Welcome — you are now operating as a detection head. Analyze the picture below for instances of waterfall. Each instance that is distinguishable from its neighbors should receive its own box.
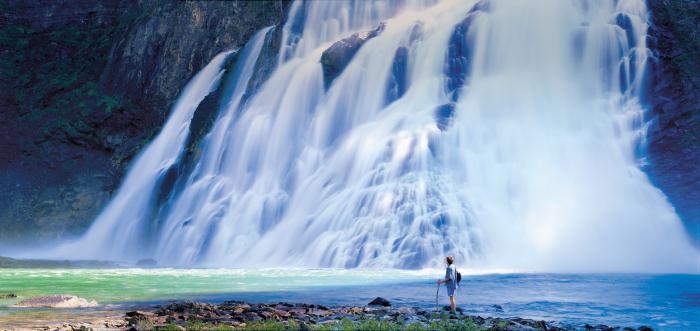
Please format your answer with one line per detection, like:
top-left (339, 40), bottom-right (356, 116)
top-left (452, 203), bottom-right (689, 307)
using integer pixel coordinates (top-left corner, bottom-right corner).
top-left (59, 0), bottom-right (697, 271)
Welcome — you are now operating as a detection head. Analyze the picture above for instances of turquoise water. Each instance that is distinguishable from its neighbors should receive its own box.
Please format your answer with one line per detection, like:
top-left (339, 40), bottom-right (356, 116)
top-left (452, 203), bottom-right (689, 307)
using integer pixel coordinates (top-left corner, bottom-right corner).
top-left (0, 269), bottom-right (698, 330)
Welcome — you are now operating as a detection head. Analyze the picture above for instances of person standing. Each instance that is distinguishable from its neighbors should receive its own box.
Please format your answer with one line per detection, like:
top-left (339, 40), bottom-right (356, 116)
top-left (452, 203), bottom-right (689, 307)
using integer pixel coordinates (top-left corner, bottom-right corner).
top-left (437, 256), bottom-right (458, 314)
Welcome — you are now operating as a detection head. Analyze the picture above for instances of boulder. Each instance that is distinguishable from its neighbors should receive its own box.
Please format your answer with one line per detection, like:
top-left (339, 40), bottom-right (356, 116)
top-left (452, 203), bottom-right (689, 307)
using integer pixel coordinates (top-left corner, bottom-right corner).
top-left (385, 46), bottom-right (409, 104)
top-left (125, 310), bottom-right (158, 326)
top-left (11, 294), bottom-right (98, 308)
top-left (320, 23), bottom-right (385, 88)
top-left (307, 308), bottom-right (333, 317)
top-left (434, 103), bottom-right (456, 131)
top-left (157, 301), bottom-right (216, 315)
top-left (135, 258), bottom-right (158, 267)
top-left (367, 297), bottom-right (391, 307)
top-left (398, 307), bottom-right (416, 314)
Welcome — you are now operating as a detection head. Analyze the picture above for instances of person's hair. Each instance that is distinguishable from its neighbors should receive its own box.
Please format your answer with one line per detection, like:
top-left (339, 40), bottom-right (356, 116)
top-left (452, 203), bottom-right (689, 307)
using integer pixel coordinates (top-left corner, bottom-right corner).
top-left (446, 256), bottom-right (454, 265)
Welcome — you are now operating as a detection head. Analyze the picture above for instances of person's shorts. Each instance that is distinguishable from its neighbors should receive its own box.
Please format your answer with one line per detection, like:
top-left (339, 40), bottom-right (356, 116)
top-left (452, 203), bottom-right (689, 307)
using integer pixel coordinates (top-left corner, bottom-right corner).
top-left (447, 286), bottom-right (456, 297)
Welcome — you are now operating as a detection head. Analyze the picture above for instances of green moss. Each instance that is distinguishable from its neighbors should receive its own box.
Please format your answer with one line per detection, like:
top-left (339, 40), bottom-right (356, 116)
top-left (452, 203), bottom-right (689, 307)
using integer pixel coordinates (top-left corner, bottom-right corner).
top-left (154, 317), bottom-right (486, 331)
top-left (0, 1), bottom-right (154, 161)
top-left (183, 320), bottom-right (236, 330)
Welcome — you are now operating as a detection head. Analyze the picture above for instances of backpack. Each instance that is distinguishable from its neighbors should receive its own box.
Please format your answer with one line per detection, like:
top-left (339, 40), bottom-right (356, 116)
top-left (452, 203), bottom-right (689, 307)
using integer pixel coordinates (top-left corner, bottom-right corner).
top-left (456, 270), bottom-right (462, 284)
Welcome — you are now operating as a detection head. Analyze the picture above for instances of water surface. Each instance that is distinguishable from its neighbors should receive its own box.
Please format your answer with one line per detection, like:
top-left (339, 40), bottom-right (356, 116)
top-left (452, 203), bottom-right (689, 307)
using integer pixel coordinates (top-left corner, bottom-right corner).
top-left (0, 269), bottom-right (698, 330)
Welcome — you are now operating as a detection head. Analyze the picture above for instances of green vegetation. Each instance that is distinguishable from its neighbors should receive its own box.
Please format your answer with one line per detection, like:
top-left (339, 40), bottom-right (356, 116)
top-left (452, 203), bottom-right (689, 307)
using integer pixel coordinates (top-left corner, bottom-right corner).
top-left (0, 256), bottom-right (69, 268)
top-left (153, 316), bottom-right (484, 331)
top-left (0, 256), bottom-right (116, 268)
top-left (0, 3), bottom-right (155, 240)
top-left (0, 3), bottom-right (154, 155)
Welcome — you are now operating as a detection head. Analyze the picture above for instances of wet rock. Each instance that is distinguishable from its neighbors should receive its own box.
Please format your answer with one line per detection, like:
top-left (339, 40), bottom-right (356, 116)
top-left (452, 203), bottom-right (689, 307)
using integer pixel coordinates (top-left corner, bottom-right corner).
top-left (385, 46), bottom-right (409, 104)
top-left (511, 317), bottom-right (549, 330)
top-left (157, 301), bottom-right (216, 315)
top-left (125, 310), bottom-right (157, 326)
top-left (441, 305), bottom-right (464, 313)
top-left (435, 103), bottom-right (456, 131)
top-left (287, 307), bottom-right (307, 316)
top-left (645, 0), bottom-right (700, 244)
top-left (320, 22), bottom-right (386, 88)
top-left (398, 307), bottom-right (417, 314)
top-left (445, 12), bottom-right (480, 101)
top-left (116, 300), bottom-right (649, 331)
top-left (259, 310), bottom-right (275, 319)
top-left (308, 308), bottom-right (333, 317)
top-left (135, 258), bottom-right (157, 267)
top-left (11, 294), bottom-right (98, 308)
top-left (0, 293), bottom-right (17, 298)
top-left (243, 312), bottom-right (262, 321)
top-left (584, 323), bottom-right (619, 331)
top-left (638, 326), bottom-right (653, 331)
top-left (368, 297), bottom-right (391, 307)
top-left (272, 308), bottom-right (291, 318)
top-left (343, 306), bottom-right (360, 314)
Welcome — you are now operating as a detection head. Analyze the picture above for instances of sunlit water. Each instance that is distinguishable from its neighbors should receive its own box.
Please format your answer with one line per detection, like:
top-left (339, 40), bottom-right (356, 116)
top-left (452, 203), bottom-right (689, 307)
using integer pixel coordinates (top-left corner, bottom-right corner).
top-left (0, 269), bottom-right (698, 330)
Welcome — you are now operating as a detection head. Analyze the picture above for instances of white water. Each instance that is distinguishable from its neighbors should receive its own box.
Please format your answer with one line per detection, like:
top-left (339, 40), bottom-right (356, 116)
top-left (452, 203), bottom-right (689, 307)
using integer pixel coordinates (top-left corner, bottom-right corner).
top-left (56, 0), bottom-right (697, 272)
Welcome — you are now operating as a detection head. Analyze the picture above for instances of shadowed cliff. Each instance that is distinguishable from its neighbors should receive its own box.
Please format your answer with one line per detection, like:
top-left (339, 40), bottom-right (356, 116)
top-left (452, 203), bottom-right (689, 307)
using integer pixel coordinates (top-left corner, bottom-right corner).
top-left (0, 0), bottom-right (290, 242)
top-left (645, 0), bottom-right (700, 245)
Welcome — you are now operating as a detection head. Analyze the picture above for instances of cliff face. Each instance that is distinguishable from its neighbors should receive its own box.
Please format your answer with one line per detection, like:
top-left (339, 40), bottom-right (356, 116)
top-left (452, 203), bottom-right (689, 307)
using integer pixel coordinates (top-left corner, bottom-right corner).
top-left (0, 0), bottom-right (289, 242)
top-left (645, 0), bottom-right (700, 245)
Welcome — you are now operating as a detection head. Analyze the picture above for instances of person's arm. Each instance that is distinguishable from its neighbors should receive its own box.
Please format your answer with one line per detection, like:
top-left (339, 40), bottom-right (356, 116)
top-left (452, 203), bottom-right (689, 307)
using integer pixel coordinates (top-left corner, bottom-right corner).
top-left (437, 268), bottom-right (451, 284)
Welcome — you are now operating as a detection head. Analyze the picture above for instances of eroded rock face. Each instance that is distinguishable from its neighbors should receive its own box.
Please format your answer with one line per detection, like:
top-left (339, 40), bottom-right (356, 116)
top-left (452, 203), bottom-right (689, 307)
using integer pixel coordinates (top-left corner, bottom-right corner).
top-left (645, 1), bottom-right (700, 245)
top-left (320, 23), bottom-right (385, 89)
top-left (0, 1), bottom-right (290, 242)
top-left (11, 295), bottom-right (98, 308)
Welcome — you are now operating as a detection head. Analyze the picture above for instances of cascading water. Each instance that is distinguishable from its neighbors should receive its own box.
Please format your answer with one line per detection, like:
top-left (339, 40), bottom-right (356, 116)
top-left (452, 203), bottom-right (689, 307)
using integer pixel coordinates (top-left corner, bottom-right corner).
top-left (58, 0), bottom-right (697, 271)
top-left (52, 49), bottom-right (233, 259)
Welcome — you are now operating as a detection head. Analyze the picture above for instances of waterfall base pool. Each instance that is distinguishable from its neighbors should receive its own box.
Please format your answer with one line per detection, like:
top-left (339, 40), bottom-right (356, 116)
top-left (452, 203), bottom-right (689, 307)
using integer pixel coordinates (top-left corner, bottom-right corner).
top-left (0, 269), bottom-right (698, 330)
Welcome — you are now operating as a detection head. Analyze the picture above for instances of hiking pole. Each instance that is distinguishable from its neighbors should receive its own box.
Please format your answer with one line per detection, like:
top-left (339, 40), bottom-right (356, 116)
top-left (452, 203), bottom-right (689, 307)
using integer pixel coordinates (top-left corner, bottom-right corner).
top-left (435, 282), bottom-right (440, 312)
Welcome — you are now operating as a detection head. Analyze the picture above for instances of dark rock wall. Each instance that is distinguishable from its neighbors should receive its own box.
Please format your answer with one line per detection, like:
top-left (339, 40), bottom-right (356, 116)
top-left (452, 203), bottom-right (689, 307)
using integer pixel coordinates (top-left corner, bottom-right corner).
top-left (645, 0), bottom-right (700, 245)
top-left (0, 0), bottom-right (289, 242)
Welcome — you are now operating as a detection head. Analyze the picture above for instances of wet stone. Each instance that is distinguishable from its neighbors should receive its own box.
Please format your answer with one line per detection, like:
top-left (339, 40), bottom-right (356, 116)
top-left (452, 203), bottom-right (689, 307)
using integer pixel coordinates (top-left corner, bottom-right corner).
top-left (113, 300), bottom-right (651, 330)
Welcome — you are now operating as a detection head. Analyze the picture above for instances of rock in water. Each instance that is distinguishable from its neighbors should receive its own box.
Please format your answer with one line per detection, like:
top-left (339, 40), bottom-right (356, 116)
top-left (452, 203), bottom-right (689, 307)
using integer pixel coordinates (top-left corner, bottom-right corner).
top-left (320, 22), bottom-right (385, 88)
top-left (11, 294), bottom-right (98, 308)
top-left (0, 293), bottom-right (17, 298)
top-left (136, 258), bottom-right (158, 267)
top-left (368, 297), bottom-right (391, 307)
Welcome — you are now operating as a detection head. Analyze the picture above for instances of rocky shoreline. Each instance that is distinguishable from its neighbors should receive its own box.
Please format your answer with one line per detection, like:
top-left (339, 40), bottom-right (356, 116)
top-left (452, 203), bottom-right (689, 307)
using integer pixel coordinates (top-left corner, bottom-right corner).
top-left (10, 298), bottom-right (655, 331)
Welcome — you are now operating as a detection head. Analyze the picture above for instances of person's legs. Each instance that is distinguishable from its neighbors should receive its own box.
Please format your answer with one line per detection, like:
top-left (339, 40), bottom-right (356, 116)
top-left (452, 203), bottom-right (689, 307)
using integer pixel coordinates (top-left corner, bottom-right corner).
top-left (449, 295), bottom-right (456, 313)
